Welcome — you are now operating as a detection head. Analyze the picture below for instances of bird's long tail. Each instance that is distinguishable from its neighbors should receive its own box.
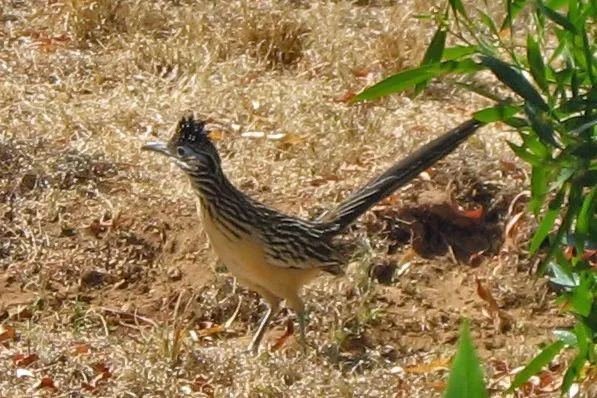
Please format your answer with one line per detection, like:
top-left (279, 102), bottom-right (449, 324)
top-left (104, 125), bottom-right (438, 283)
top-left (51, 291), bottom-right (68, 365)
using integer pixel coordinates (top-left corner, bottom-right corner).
top-left (318, 118), bottom-right (484, 234)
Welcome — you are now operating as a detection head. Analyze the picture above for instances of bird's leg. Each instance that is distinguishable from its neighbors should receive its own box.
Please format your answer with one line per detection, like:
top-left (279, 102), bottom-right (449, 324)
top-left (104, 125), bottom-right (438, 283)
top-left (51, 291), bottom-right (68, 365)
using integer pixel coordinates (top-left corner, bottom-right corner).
top-left (297, 309), bottom-right (308, 352)
top-left (247, 298), bottom-right (280, 355)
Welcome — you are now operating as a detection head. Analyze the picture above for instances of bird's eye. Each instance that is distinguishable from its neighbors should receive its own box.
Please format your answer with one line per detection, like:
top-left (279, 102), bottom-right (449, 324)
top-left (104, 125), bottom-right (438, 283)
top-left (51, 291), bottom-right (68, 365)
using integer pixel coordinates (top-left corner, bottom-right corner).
top-left (176, 147), bottom-right (187, 157)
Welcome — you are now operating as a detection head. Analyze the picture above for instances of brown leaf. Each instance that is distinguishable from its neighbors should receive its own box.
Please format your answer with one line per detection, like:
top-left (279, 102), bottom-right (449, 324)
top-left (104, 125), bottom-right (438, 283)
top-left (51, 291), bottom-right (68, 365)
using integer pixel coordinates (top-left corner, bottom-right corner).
top-left (35, 376), bottom-right (57, 391)
top-left (92, 362), bottom-right (111, 380)
top-left (197, 324), bottom-right (226, 337)
top-left (71, 344), bottom-right (91, 356)
top-left (475, 278), bottom-right (500, 314)
top-left (334, 91), bottom-right (357, 103)
top-left (192, 375), bottom-right (214, 396)
top-left (404, 358), bottom-right (451, 374)
top-left (13, 353), bottom-right (39, 367)
top-left (0, 325), bottom-right (16, 343)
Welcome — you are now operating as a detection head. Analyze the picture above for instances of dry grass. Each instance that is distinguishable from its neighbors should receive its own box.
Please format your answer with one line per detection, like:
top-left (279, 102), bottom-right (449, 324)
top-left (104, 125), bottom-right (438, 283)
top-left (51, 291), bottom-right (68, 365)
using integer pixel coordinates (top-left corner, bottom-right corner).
top-left (0, 0), bottom-right (582, 397)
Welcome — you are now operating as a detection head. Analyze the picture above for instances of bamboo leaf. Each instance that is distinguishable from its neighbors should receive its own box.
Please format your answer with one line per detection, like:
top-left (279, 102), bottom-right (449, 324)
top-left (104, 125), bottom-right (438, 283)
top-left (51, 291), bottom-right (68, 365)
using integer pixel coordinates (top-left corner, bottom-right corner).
top-left (529, 188), bottom-right (565, 254)
top-left (575, 185), bottom-right (597, 254)
top-left (480, 56), bottom-right (550, 112)
top-left (473, 104), bottom-right (520, 122)
top-left (443, 45), bottom-right (478, 61)
top-left (527, 35), bottom-right (549, 92)
top-left (536, 2), bottom-right (578, 33)
top-left (415, 28), bottom-right (447, 95)
top-left (507, 340), bottom-right (565, 392)
top-left (444, 320), bottom-right (488, 398)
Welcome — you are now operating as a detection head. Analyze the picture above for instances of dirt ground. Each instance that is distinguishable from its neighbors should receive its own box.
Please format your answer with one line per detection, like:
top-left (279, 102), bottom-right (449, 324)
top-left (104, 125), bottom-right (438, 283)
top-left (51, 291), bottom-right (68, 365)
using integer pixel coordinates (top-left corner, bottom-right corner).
top-left (0, 1), bottom-right (581, 397)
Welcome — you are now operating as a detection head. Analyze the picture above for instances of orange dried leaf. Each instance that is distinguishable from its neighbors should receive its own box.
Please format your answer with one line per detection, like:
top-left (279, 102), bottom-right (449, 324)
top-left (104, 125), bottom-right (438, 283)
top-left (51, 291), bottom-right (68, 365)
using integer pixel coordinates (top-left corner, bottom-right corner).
top-left (405, 358), bottom-right (451, 374)
top-left (475, 278), bottom-right (500, 313)
top-left (14, 353), bottom-right (39, 367)
top-left (334, 91), bottom-right (357, 103)
top-left (36, 376), bottom-right (57, 391)
top-left (197, 325), bottom-right (226, 337)
top-left (92, 362), bottom-right (111, 380)
top-left (0, 326), bottom-right (16, 343)
top-left (71, 344), bottom-right (91, 356)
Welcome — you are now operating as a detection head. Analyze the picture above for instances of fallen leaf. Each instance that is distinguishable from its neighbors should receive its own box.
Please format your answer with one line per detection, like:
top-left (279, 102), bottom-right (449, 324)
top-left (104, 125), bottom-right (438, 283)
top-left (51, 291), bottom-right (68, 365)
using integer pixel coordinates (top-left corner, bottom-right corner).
top-left (334, 91), bottom-right (357, 103)
top-left (404, 358), bottom-right (451, 374)
top-left (476, 278), bottom-right (500, 314)
top-left (13, 353), bottom-right (39, 367)
top-left (0, 325), bottom-right (16, 343)
top-left (35, 376), bottom-right (57, 391)
top-left (92, 362), bottom-right (111, 380)
top-left (71, 344), bottom-right (91, 356)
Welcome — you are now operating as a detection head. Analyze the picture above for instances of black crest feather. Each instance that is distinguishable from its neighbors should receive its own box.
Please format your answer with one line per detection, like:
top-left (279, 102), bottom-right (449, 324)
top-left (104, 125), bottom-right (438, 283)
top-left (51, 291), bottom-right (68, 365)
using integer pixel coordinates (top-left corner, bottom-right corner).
top-left (174, 115), bottom-right (209, 145)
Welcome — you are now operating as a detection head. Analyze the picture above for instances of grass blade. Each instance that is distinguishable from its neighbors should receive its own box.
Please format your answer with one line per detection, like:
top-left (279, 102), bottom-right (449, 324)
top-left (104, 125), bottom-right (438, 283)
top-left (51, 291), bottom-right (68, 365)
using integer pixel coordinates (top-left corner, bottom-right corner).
top-left (444, 320), bottom-right (488, 398)
top-left (507, 340), bottom-right (565, 392)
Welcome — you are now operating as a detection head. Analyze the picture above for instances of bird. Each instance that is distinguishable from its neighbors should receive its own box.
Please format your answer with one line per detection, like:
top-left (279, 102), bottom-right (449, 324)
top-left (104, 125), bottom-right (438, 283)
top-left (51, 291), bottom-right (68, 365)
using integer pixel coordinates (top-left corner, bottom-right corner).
top-left (142, 115), bottom-right (484, 353)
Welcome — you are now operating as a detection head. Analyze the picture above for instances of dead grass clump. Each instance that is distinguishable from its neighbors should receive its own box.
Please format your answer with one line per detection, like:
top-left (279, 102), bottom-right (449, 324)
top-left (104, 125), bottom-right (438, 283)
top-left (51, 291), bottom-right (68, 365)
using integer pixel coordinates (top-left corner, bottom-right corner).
top-left (57, 0), bottom-right (167, 48)
top-left (235, 8), bottom-right (308, 68)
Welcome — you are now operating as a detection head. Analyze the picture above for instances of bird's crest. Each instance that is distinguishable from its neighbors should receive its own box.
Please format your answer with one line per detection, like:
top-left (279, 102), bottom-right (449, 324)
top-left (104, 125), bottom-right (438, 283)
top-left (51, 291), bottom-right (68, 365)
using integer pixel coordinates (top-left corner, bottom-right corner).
top-left (172, 115), bottom-right (210, 146)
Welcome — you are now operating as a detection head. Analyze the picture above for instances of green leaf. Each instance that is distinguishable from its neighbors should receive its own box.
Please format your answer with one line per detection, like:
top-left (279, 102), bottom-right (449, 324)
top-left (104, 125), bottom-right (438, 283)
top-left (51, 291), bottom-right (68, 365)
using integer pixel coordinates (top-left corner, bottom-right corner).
top-left (576, 185), bottom-right (597, 254)
top-left (443, 45), bottom-right (478, 61)
top-left (352, 60), bottom-right (482, 102)
top-left (480, 56), bottom-right (550, 112)
top-left (526, 35), bottom-right (549, 92)
top-left (567, 272), bottom-right (593, 316)
top-left (530, 165), bottom-right (550, 214)
top-left (502, 0), bottom-right (529, 30)
top-left (448, 0), bottom-right (467, 17)
top-left (507, 340), bottom-right (565, 393)
top-left (473, 104), bottom-right (520, 122)
top-left (549, 261), bottom-right (579, 288)
top-left (477, 10), bottom-right (499, 36)
top-left (508, 141), bottom-right (542, 166)
top-left (561, 324), bottom-right (591, 393)
top-left (553, 329), bottom-right (578, 347)
top-left (562, 350), bottom-right (588, 393)
top-left (529, 188), bottom-right (565, 254)
top-left (444, 320), bottom-right (488, 398)
top-left (536, 2), bottom-right (578, 33)
top-left (415, 28), bottom-right (447, 95)
top-left (524, 102), bottom-right (560, 148)
top-left (352, 65), bottom-right (438, 102)
top-left (538, 183), bottom-right (583, 274)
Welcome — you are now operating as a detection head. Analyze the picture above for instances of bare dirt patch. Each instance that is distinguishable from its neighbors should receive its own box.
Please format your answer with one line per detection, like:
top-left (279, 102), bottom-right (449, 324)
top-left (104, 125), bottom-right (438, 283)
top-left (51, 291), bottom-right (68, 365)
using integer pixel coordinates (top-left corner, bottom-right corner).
top-left (0, 1), bottom-right (578, 397)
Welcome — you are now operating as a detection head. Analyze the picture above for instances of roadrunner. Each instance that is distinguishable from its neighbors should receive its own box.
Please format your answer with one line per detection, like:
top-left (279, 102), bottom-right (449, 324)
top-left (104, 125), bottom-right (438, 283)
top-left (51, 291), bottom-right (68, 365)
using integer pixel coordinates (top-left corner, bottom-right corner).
top-left (143, 116), bottom-right (484, 353)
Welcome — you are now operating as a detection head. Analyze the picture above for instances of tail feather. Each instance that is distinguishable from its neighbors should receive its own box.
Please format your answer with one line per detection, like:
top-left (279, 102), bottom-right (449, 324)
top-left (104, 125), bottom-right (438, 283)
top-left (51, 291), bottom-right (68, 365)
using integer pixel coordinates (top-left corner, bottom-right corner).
top-left (318, 118), bottom-right (484, 234)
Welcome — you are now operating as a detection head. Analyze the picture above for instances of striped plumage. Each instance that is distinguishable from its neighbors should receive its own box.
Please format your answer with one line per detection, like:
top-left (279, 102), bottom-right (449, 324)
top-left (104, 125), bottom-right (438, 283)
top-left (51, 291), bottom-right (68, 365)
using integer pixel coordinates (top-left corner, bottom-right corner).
top-left (143, 116), bottom-right (484, 353)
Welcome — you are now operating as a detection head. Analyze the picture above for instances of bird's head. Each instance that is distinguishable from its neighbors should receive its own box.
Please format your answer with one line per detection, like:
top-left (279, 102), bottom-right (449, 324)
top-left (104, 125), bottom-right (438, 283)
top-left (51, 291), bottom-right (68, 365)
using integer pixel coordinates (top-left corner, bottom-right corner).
top-left (142, 115), bottom-right (221, 173)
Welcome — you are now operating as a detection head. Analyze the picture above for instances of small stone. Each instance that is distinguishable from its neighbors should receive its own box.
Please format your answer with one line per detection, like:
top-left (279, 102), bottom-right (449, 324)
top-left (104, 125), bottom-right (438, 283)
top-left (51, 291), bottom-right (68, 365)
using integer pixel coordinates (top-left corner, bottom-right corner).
top-left (167, 266), bottom-right (182, 281)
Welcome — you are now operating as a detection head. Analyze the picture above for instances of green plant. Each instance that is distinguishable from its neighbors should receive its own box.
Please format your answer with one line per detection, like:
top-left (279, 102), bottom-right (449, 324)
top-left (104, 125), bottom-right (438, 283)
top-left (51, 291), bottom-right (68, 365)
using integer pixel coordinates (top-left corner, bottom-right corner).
top-left (353, 0), bottom-right (596, 394)
top-left (445, 320), bottom-right (488, 398)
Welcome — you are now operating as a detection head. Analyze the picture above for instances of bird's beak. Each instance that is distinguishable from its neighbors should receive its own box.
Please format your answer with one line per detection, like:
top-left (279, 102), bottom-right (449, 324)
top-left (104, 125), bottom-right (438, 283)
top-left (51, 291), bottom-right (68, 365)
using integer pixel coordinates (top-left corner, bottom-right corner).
top-left (141, 141), bottom-right (172, 157)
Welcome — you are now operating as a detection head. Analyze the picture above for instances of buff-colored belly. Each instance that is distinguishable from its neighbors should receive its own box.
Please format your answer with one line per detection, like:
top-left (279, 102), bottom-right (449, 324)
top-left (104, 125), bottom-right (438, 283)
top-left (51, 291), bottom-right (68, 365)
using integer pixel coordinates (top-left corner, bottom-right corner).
top-left (198, 203), bottom-right (319, 308)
